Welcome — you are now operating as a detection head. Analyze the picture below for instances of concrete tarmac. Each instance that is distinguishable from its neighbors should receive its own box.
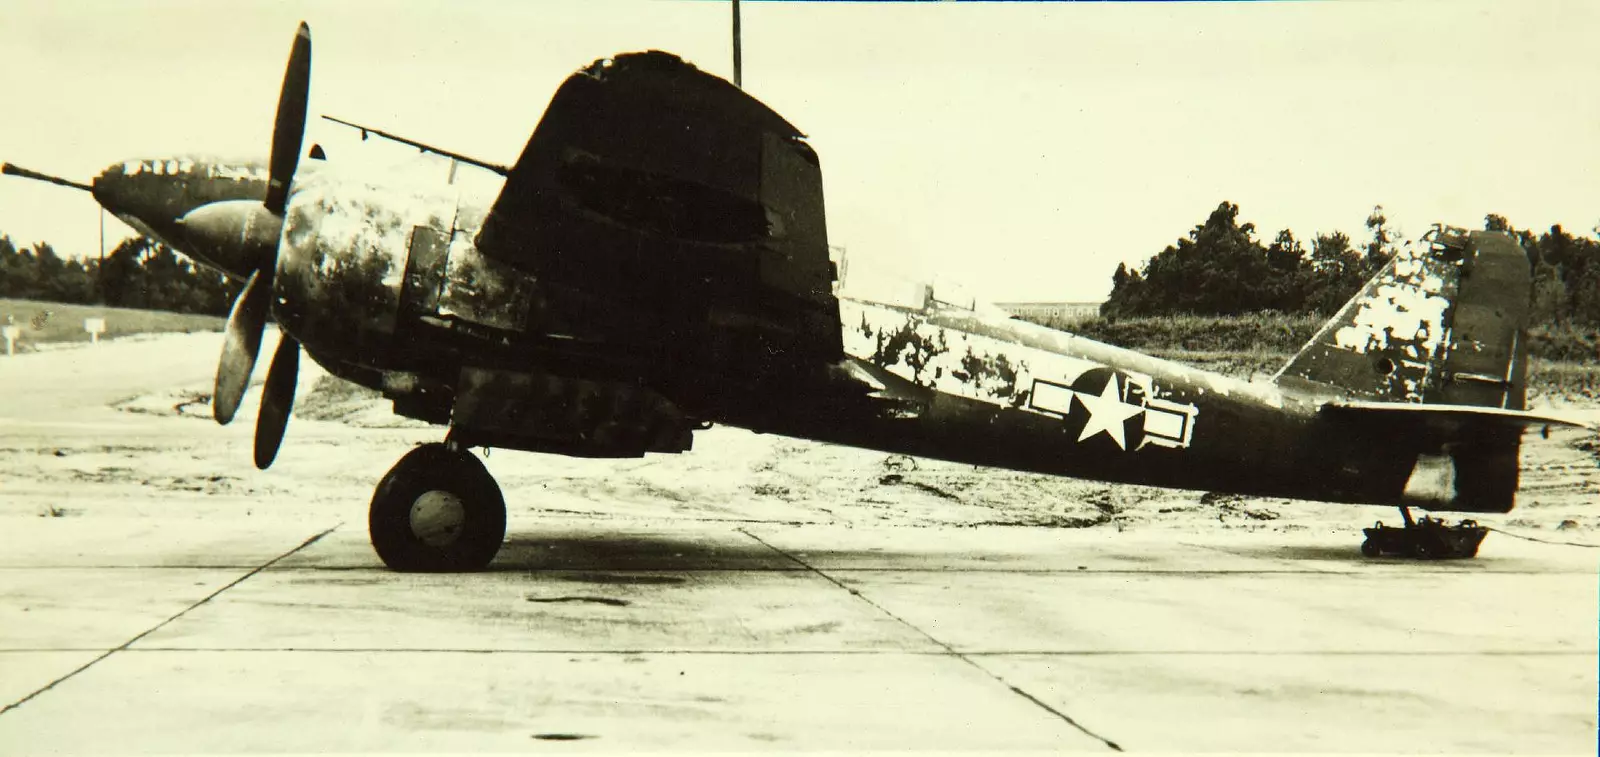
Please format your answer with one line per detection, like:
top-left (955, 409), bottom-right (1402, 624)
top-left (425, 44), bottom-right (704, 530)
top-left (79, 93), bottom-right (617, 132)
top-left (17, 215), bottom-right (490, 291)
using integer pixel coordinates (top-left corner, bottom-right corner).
top-left (2, 518), bottom-right (1596, 752)
top-left (0, 335), bottom-right (1595, 752)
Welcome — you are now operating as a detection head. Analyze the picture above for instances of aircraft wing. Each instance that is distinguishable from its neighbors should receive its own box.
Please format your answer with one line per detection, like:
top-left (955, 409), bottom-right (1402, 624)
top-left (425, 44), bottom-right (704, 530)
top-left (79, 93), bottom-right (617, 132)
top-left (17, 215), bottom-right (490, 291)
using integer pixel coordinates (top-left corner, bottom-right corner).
top-left (1321, 400), bottom-right (1596, 435)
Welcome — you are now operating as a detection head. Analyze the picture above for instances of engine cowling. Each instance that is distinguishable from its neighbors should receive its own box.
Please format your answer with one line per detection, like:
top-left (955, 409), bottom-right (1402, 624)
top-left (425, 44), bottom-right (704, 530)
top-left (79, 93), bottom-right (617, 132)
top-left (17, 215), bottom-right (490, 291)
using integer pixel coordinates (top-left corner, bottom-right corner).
top-left (274, 171), bottom-right (461, 368)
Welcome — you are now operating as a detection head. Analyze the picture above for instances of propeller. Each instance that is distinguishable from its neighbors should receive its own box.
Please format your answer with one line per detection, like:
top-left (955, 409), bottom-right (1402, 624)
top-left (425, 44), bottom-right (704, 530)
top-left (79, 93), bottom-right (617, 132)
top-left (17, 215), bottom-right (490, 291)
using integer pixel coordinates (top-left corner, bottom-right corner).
top-left (254, 333), bottom-right (300, 469)
top-left (209, 21), bottom-right (311, 471)
top-left (213, 269), bottom-right (271, 425)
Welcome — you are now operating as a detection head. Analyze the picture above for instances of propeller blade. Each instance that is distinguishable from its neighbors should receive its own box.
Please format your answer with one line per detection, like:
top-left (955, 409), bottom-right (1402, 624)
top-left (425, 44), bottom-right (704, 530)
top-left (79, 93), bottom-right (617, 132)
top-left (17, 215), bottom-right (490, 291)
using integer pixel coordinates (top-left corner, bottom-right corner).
top-left (264, 22), bottom-right (312, 215)
top-left (254, 332), bottom-right (300, 470)
top-left (213, 269), bottom-right (271, 425)
top-left (1, 163), bottom-right (91, 192)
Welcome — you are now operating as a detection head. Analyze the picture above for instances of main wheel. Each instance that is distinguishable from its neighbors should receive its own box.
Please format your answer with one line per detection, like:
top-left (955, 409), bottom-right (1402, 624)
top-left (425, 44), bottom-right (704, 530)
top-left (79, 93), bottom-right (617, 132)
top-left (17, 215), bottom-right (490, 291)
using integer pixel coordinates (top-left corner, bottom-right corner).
top-left (1360, 539), bottom-right (1381, 558)
top-left (369, 443), bottom-right (506, 572)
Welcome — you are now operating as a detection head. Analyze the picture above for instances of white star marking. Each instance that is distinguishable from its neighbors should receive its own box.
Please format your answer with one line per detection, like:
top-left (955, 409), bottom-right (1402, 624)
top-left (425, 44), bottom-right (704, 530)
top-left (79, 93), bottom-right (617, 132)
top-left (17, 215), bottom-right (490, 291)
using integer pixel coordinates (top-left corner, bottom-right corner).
top-left (1074, 377), bottom-right (1146, 450)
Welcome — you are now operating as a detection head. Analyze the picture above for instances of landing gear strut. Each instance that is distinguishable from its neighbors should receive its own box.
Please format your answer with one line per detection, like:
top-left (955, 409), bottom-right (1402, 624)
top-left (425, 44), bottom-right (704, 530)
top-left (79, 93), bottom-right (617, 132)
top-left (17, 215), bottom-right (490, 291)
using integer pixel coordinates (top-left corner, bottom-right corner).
top-left (369, 441), bottom-right (506, 572)
top-left (1360, 507), bottom-right (1487, 559)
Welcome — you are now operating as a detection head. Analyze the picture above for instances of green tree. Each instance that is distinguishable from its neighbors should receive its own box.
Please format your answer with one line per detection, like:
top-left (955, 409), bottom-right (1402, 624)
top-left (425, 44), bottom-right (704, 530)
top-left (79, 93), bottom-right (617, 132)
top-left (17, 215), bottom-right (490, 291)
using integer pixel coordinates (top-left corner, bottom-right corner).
top-left (1264, 229), bottom-right (1310, 312)
top-left (0, 236), bottom-right (41, 298)
top-left (1304, 231), bottom-right (1366, 315)
top-left (1104, 201), bottom-right (1288, 317)
top-left (98, 237), bottom-right (233, 315)
top-left (1363, 205), bottom-right (1398, 273)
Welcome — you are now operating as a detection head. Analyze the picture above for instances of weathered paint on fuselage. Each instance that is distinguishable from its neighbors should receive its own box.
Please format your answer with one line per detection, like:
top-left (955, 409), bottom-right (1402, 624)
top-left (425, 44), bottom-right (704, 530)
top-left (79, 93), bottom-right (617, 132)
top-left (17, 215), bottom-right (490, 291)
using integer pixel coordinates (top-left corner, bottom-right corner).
top-left (275, 167), bottom-right (447, 364)
top-left (272, 164), bottom-right (529, 375)
top-left (734, 298), bottom-right (1397, 506)
top-left (93, 156), bottom-right (1414, 508)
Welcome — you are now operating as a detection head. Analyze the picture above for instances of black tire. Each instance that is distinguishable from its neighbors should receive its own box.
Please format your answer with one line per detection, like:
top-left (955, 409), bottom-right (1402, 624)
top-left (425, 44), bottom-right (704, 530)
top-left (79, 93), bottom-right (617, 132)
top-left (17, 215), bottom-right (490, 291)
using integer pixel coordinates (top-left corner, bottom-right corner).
top-left (1360, 539), bottom-right (1381, 558)
top-left (369, 443), bottom-right (506, 572)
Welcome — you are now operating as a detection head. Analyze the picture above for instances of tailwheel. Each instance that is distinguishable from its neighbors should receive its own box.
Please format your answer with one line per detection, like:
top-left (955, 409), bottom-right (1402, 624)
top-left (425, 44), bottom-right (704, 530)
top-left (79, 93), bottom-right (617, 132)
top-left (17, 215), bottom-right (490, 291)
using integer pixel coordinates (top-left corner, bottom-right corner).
top-left (369, 442), bottom-right (506, 572)
top-left (1359, 507), bottom-right (1488, 560)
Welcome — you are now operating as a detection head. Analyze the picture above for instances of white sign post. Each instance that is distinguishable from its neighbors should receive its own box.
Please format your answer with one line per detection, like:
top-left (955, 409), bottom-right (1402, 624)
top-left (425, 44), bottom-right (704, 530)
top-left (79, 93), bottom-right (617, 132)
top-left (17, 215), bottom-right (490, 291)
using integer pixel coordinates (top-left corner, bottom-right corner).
top-left (2, 325), bottom-right (18, 356)
top-left (84, 317), bottom-right (106, 345)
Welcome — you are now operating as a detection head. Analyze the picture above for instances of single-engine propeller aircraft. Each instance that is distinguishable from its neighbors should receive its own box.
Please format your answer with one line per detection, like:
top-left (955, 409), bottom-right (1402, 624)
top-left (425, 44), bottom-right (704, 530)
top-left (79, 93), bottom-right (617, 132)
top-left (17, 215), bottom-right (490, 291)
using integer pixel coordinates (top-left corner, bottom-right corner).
top-left (6, 24), bottom-right (1592, 569)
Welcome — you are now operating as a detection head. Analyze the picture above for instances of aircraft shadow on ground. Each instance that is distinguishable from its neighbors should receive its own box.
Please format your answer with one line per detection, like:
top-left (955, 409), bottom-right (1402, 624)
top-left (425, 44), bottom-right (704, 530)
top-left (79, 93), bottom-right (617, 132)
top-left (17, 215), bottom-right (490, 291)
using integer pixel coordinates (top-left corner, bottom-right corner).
top-left (319, 532), bottom-right (1527, 574)
top-left (486, 532), bottom-right (1046, 575)
top-left (487, 532), bottom-right (1395, 574)
top-left (487, 533), bottom-right (809, 573)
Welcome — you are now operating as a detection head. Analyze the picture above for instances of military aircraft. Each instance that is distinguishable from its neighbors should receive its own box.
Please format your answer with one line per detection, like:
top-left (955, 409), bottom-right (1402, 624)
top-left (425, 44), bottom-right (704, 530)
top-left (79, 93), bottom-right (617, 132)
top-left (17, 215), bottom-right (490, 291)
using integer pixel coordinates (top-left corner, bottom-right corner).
top-left (5, 24), bottom-right (1591, 570)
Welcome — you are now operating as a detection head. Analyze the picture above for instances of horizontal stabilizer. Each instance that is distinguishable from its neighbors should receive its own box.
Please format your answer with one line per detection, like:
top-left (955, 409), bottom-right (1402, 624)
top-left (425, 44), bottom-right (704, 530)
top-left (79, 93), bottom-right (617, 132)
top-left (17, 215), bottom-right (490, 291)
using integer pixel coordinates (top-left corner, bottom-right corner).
top-left (1323, 400), bottom-right (1595, 433)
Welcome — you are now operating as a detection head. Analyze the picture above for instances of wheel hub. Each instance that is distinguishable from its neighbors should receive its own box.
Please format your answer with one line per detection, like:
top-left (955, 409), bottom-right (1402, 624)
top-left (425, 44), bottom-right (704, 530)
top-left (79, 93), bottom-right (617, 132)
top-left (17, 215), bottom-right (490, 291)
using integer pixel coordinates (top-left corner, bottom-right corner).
top-left (408, 490), bottom-right (466, 547)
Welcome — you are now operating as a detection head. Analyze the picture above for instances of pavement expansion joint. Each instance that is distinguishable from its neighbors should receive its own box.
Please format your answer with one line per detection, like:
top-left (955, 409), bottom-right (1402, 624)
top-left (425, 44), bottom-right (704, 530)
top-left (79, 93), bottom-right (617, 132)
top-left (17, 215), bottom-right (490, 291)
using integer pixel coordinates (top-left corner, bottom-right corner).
top-left (6, 647), bottom-right (1590, 657)
top-left (108, 647), bottom-right (972, 655)
top-left (735, 528), bottom-right (1125, 752)
top-left (0, 522), bottom-right (343, 717)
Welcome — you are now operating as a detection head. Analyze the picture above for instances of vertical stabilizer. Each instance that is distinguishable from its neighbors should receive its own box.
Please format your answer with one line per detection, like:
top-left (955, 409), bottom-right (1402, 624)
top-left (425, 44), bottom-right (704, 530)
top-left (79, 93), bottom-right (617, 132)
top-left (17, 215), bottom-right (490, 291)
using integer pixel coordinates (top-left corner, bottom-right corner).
top-left (1276, 227), bottom-right (1532, 409)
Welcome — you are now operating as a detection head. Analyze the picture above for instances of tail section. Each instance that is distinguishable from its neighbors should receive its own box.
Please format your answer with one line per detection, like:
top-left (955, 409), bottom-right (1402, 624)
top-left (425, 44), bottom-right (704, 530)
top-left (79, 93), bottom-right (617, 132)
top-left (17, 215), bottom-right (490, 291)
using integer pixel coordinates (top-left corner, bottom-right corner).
top-left (1278, 227), bottom-right (1549, 513)
top-left (1276, 226), bottom-right (1532, 408)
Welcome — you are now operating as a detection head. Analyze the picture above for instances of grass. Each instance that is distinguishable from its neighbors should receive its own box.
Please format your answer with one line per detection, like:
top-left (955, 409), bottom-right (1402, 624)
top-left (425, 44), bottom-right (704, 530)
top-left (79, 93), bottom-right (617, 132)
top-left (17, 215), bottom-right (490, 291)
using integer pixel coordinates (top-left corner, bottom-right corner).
top-left (1527, 323), bottom-right (1600, 363)
top-left (1143, 349), bottom-right (1289, 380)
top-left (1037, 313), bottom-right (1324, 354)
top-left (1528, 358), bottom-right (1600, 402)
top-left (0, 298), bottom-right (224, 351)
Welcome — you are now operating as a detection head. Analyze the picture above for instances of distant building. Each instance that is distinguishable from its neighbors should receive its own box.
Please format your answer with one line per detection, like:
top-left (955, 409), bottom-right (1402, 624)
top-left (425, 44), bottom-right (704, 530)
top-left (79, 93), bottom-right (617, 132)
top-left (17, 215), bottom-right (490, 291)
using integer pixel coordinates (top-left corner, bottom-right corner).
top-left (994, 301), bottom-right (1102, 324)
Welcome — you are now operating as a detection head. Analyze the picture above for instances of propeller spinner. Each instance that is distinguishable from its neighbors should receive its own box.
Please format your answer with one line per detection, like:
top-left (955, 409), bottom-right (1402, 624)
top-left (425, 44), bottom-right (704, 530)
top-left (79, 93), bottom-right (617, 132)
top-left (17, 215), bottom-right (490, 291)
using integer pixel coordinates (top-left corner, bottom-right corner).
top-left (209, 21), bottom-right (311, 470)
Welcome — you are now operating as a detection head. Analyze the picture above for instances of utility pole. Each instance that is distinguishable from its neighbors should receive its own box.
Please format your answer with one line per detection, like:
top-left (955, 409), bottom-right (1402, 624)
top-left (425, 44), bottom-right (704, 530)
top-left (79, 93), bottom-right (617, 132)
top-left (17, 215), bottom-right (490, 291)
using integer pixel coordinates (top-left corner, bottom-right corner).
top-left (97, 208), bottom-right (106, 303)
top-left (732, 0), bottom-right (743, 88)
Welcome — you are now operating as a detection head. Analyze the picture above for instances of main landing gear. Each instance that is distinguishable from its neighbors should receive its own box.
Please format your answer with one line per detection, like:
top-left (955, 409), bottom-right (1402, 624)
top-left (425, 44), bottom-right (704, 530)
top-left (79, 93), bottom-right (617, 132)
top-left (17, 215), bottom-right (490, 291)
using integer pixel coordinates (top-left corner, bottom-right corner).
top-left (1360, 506), bottom-right (1488, 560)
top-left (369, 441), bottom-right (506, 572)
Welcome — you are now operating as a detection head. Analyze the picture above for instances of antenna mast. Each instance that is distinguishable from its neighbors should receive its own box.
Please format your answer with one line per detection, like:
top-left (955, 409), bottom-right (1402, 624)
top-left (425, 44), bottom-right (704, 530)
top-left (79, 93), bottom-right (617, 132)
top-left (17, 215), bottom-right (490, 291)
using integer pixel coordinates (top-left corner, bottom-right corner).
top-left (732, 0), bottom-right (743, 88)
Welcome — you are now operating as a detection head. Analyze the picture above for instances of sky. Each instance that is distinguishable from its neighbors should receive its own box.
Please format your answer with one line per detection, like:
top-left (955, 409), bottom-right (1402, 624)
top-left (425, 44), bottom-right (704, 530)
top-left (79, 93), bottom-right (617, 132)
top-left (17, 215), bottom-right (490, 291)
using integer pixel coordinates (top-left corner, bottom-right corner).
top-left (2, 0), bottom-right (1598, 303)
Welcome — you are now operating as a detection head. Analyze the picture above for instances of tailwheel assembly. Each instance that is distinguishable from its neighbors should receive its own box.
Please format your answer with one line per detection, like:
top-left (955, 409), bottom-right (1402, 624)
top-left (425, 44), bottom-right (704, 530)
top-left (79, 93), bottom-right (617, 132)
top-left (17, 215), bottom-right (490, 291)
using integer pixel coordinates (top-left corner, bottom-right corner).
top-left (1361, 506), bottom-right (1487, 559)
top-left (369, 441), bottom-right (506, 572)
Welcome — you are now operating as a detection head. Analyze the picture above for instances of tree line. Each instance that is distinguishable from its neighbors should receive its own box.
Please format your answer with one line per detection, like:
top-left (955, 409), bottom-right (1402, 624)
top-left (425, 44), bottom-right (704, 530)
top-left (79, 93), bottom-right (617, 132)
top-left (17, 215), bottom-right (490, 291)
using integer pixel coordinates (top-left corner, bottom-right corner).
top-left (1102, 201), bottom-right (1600, 331)
top-left (0, 234), bottom-right (237, 315)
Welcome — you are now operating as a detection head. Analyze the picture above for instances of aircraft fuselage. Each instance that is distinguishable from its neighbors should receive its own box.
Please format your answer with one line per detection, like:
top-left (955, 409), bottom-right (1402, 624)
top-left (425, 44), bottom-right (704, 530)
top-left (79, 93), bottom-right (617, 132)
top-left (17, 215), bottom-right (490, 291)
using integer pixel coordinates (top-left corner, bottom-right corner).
top-left (79, 157), bottom-right (1433, 512)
